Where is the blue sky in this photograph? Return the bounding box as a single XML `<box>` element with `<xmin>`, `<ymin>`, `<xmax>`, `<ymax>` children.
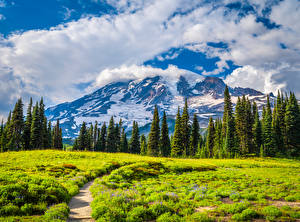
<box><xmin>0</xmin><ymin>0</ymin><xmax>299</xmax><ymax>119</ymax></box>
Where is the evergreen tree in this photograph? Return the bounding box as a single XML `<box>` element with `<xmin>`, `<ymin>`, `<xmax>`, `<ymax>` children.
<box><xmin>39</xmin><ymin>98</ymin><xmax>46</xmax><ymax>148</ymax></box>
<box><xmin>129</xmin><ymin>121</ymin><xmax>140</xmax><ymax>154</ymax></box>
<box><xmin>106</xmin><ymin>117</ymin><xmax>116</xmax><ymax>152</ymax></box>
<box><xmin>222</xmin><ymin>87</ymin><xmax>236</xmax><ymax>157</ymax></box>
<box><xmin>23</xmin><ymin>98</ymin><xmax>32</xmax><ymax>150</ymax></box>
<box><xmin>1</xmin><ymin>112</ymin><xmax>11</xmax><ymax>152</ymax></box>
<box><xmin>47</xmin><ymin>121</ymin><xmax>52</xmax><ymax>148</ymax></box>
<box><xmin>222</xmin><ymin>85</ymin><xmax>233</xmax><ymax>138</ymax></box>
<box><xmin>171</xmin><ymin>107</ymin><xmax>183</xmax><ymax>157</ymax></box>
<box><xmin>213</xmin><ymin>119</ymin><xmax>222</xmax><ymax>158</ymax></box>
<box><xmin>30</xmin><ymin>103</ymin><xmax>41</xmax><ymax>149</ymax></box>
<box><xmin>159</xmin><ymin>111</ymin><xmax>170</xmax><ymax>157</ymax></box>
<box><xmin>11</xmin><ymin>98</ymin><xmax>24</xmax><ymax>151</ymax></box>
<box><xmin>98</xmin><ymin>123</ymin><xmax>107</xmax><ymax>151</ymax></box>
<box><xmin>285</xmin><ymin>93</ymin><xmax>300</xmax><ymax>156</ymax></box>
<box><xmin>263</xmin><ymin>95</ymin><xmax>275</xmax><ymax>156</ymax></box>
<box><xmin>88</xmin><ymin>124</ymin><xmax>93</xmax><ymax>151</ymax></box>
<box><xmin>93</xmin><ymin>121</ymin><xmax>98</xmax><ymax>151</ymax></box>
<box><xmin>205</xmin><ymin>117</ymin><xmax>215</xmax><ymax>158</ymax></box>
<box><xmin>181</xmin><ymin>98</ymin><xmax>190</xmax><ymax>156</ymax></box>
<box><xmin>140</xmin><ymin>134</ymin><xmax>147</xmax><ymax>155</ymax></box>
<box><xmin>53</xmin><ymin>119</ymin><xmax>63</xmax><ymax>149</ymax></box>
<box><xmin>119</xmin><ymin>128</ymin><xmax>128</xmax><ymax>153</ymax></box>
<box><xmin>253</xmin><ymin>104</ymin><xmax>262</xmax><ymax>154</ymax></box>
<box><xmin>147</xmin><ymin>105</ymin><xmax>160</xmax><ymax>156</ymax></box>
<box><xmin>77</xmin><ymin>122</ymin><xmax>88</xmax><ymax>150</ymax></box>
<box><xmin>190</xmin><ymin>113</ymin><xmax>200</xmax><ymax>156</ymax></box>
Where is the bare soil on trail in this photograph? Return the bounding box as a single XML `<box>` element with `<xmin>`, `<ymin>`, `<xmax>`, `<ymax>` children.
<box><xmin>67</xmin><ymin>180</ymin><xmax>95</xmax><ymax>222</ymax></box>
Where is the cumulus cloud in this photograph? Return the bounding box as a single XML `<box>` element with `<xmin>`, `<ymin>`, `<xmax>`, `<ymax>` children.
<box><xmin>0</xmin><ymin>0</ymin><xmax>299</xmax><ymax>118</ymax></box>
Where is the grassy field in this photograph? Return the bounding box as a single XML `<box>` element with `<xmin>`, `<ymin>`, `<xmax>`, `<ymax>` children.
<box><xmin>0</xmin><ymin>151</ymin><xmax>299</xmax><ymax>221</ymax></box>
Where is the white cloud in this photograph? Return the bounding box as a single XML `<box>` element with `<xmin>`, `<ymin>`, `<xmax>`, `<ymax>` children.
<box><xmin>0</xmin><ymin>0</ymin><xmax>299</xmax><ymax>118</ymax></box>
<box><xmin>0</xmin><ymin>14</ymin><xmax>5</xmax><ymax>20</ymax></box>
<box><xmin>94</xmin><ymin>64</ymin><xmax>203</xmax><ymax>88</ymax></box>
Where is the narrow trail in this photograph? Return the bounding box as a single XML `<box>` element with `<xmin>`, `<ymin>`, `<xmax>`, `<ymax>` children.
<box><xmin>67</xmin><ymin>180</ymin><xmax>95</xmax><ymax>222</ymax></box>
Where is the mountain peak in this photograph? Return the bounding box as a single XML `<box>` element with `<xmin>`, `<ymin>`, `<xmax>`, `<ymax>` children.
<box><xmin>45</xmin><ymin>75</ymin><xmax>267</xmax><ymax>138</ymax></box>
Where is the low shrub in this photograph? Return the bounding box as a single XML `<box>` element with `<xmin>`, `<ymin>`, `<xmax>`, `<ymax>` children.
<box><xmin>43</xmin><ymin>203</ymin><xmax>69</xmax><ymax>221</ymax></box>
<box><xmin>232</xmin><ymin>208</ymin><xmax>258</xmax><ymax>221</ymax></box>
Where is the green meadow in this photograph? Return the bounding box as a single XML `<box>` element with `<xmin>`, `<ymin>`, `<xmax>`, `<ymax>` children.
<box><xmin>0</xmin><ymin>150</ymin><xmax>299</xmax><ymax>221</ymax></box>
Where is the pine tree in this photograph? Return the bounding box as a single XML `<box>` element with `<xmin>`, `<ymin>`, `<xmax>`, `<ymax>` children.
<box><xmin>285</xmin><ymin>93</ymin><xmax>300</xmax><ymax>156</ymax></box>
<box><xmin>147</xmin><ymin>105</ymin><xmax>160</xmax><ymax>156</ymax></box>
<box><xmin>222</xmin><ymin>87</ymin><xmax>236</xmax><ymax>157</ymax></box>
<box><xmin>213</xmin><ymin>119</ymin><xmax>222</xmax><ymax>158</ymax></box>
<box><xmin>253</xmin><ymin>104</ymin><xmax>262</xmax><ymax>154</ymax></box>
<box><xmin>106</xmin><ymin>117</ymin><xmax>116</xmax><ymax>152</ymax></box>
<box><xmin>1</xmin><ymin>112</ymin><xmax>11</xmax><ymax>152</ymax></box>
<box><xmin>23</xmin><ymin>98</ymin><xmax>32</xmax><ymax>150</ymax></box>
<box><xmin>189</xmin><ymin>113</ymin><xmax>200</xmax><ymax>156</ymax></box>
<box><xmin>205</xmin><ymin>117</ymin><xmax>215</xmax><ymax>158</ymax></box>
<box><xmin>93</xmin><ymin>121</ymin><xmax>98</xmax><ymax>151</ymax></box>
<box><xmin>119</xmin><ymin>128</ymin><xmax>128</xmax><ymax>153</ymax></box>
<box><xmin>98</xmin><ymin>123</ymin><xmax>107</xmax><ymax>151</ymax></box>
<box><xmin>222</xmin><ymin>85</ymin><xmax>233</xmax><ymax>138</ymax></box>
<box><xmin>171</xmin><ymin>107</ymin><xmax>183</xmax><ymax>157</ymax></box>
<box><xmin>88</xmin><ymin>124</ymin><xmax>93</xmax><ymax>151</ymax></box>
<box><xmin>53</xmin><ymin>119</ymin><xmax>63</xmax><ymax>149</ymax></box>
<box><xmin>11</xmin><ymin>98</ymin><xmax>24</xmax><ymax>151</ymax></box>
<box><xmin>159</xmin><ymin>111</ymin><xmax>170</xmax><ymax>157</ymax></box>
<box><xmin>77</xmin><ymin>122</ymin><xmax>88</xmax><ymax>150</ymax></box>
<box><xmin>129</xmin><ymin>121</ymin><xmax>140</xmax><ymax>154</ymax></box>
<box><xmin>181</xmin><ymin>98</ymin><xmax>190</xmax><ymax>156</ymax></box>
<box><xmin>47</xmin><ymin>121</ymin><xmax>52</xmax><ymax>148</ymax></box>
<box><xmin>39</xmin><ymin>98</ymin><xmax>46</xmax><ymax>148</ymax></box>
<box><xmin>263</xmin><ymin>95</ymin><xmax>275</xmax><ymax>156</ymax></box>
<box><xmin>30</xmin><ymin>103</ymin><xmax>41</xmax><ymax>149</ymax></box>
<box><xmin>140</xmin><ymin>134</ymin><xmax>147</xmax><ymax>155</ymax></box>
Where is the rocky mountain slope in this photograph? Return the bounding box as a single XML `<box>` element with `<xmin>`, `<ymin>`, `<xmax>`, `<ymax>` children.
<box><xmin>45</xmin><ymin>74</ymin><xmax>268</xmax><ymax>138</ymax></box>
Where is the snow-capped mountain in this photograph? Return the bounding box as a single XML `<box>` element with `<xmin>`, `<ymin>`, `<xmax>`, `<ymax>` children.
<box><xmin>45</xmin><ymin>74</ymin><xmax>268</xmax><ymax>138</ymax></box>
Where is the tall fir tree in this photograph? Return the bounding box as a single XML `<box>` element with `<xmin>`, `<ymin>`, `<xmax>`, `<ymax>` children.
<box><xmin>23</xmin><ymin>97</ymin><xmax>32</xmax><ymax>150</ymax></box>
<box><xmin>253</xmin><ymin>104</ymin><xmax>262</xmax><ymax>154</ymax></box>
<box><xmin>159</xmin><ymin>111</ymin><xmax>170</xmax><ymax>157</ymax></box>
<box><xmin>119</xmin><ymin>128</ymin><xmax>128</xmax><ymax>153</ymax></box>
<box><xmin>77</xmin><ymin>122</ymin><xmax>89</xmax><ymax>150</ymax></box>
<box><xmin>205</xmin><ymin>117</ymin><xmax>215</xmax><ymax>158</ymax></box>
<box><xmin>129</xmin><ymin>121</ymin><xmax>140</xmax><ymax>154</ymax></box>
<box><xmin>285</xmin><ymin>93</ymin><xmax>300</xmax><ymax>156</ymax></box>
<box><xmin>11</xmin><ymin>98</ymin><xmax>24</xmax><ymax>151</ymax></box>
<box><xmin>213</xmin><ymin>119</ymin><xmax>223</xmax><ymax>158</ymax></box>
<box><xmin>222</xmin><ymin>85</ymin><xmax>233</xmax><ymax>138</ymax></box>
<box><xmin>39</xmin><ymin>98</ymin><xmax>47</xmax><ymax>148</ymax></box>
<box><xmin>53</xmin><ymin>119</ymin><xmax>63</xmax><ymax>149</ymax></box>
<box><xmin>30</xmin><ymin>103</ymin><xmax>41</xmax><ymax>149</ymax></box>
<box><xmin>171</xmin><ymin>107</ymin><xmax>183</xmax><ymax>157</ymax></box>
<box><xmin>106</xmin><ymin>116</ymin><xmax>116</xmax><ymax>152</ymax></box>
<box><xmin>222</xmin><ymin>86</ymin><xmax>236</xmax><ymax>157</ymax></box>
<box><xmin>147</xmin><ymin>105</ymin><xmax>160</xmax><ymax>156</ymax></box>
<box><xmin>98</xmin><ymin>123</ymin><xmax>107</xmax><ymax>151</ymax></box>
<box><xmin>263</xmin><ymin>95</ymin><xmax>275</xmax><ymax>156</ymax></box>
<box><xmin>140</xmin><ymin>134</ymin><xmax>147</xmax><ymax>155</ymax></box>
<box><xmin>181</xmin><ymin>98</ymin><xmax>190</xmax><ymax>156</ymax></box>
<box><xmin>189</xmin><ymin>113</ymin><xmax>200</xmax><ymax>156</ymax></box>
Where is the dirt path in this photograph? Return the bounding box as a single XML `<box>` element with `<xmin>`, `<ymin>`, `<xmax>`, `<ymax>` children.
<box><xmin>67</xmin><ymin>180</ymin><xmax>95</xmax><ymax>222</ymax></box>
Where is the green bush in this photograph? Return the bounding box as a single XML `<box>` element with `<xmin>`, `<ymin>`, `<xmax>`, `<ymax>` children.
<box><xmin>190</xmin><ymin>212</ymin><xmax>215</xmax><ymax>222</ymax></box>
<box><xmin>232</xmin><ymin>208</ymin><xmax>258</xmax><ymax>221</ymax></box>
<box><xmin>149</xmin><ymin>202</ymin><xmax>173</xmax><ymax>217</ymax></box>
<box><xmin>126</xmin><ymin>206</ymin><xmax>154</xmax><ymax>222</ymax></box>
<box><xmin>218</xmin><ymin>202</ymin><xmax>250</xmax><ymax>214</ymax></box>
<box><xmin>43</xmin><ymin>203</ymin><xmax>69</xmax><ymax>221</ymax></box>
<box><xmin>157</xmin><ymin>212</ymin><xmax>182</xmax><ymax>222</ymax></box>
<box><xmin>262</xmin><ymin>206</ymin><xmax>282</xmax><ymax>221</ymax></box>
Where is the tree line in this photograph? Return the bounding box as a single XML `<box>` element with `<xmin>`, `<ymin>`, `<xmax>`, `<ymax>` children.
<box><xmin>0</xmin><ymin>98</ymin><xmax>63</xmax><ymax>152</ymax></box>
<box><xmin>73</xmin><ymin>87</ymin><xmax>300</xmax><ymax>158</ymax></box>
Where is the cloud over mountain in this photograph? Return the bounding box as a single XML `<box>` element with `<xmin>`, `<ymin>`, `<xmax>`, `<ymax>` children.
<box><xmin>0</xmin><ymin>0</ymin><xmax>299</xmax><ymax>118</ymax></box>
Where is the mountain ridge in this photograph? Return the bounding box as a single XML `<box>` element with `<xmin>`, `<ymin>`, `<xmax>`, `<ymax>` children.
<box><xmin>45</xmin><ymin>75</ymin><xmax>267</xmax><ymax>138</ymax></box>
